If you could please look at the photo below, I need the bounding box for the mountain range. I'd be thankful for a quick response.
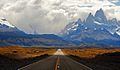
[0,18,73,47]
[1,8,120,47]
[60,8,120,47]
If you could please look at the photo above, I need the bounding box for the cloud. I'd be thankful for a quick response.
[0,0,120,34]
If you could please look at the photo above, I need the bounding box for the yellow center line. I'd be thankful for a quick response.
[55,56,60,70]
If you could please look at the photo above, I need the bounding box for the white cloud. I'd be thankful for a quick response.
[0,0,120,34]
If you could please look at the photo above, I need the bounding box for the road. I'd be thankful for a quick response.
[18,49,92,70]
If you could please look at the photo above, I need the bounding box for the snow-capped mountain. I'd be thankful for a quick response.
[0,18,25,35]
[0,18,73,47]
[61,8,120,47]
[0,18,14,28]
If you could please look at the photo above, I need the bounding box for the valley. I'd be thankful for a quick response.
[0,3,120,70]
[0,46,120,70]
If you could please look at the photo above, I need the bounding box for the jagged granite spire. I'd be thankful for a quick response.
[95,8,107,23]
[61,8,120,47]
[86,13,94,23]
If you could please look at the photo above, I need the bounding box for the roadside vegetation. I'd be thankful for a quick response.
[62,48,120,70]
[0,46,56,70]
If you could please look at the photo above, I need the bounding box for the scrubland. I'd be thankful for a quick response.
[0,46,56,70]
[62,48,120,70]
[62,48,120,58]
[0,46,56,59]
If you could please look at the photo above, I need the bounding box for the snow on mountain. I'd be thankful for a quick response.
[0,17,74,47]
[0,17,26,36]
[60,8,120,46]
[0,17,15,28]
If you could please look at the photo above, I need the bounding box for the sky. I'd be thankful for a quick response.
[0,0,120,34]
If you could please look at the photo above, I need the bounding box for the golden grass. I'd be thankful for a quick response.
[0,46,56,59]
[62,48,120,59]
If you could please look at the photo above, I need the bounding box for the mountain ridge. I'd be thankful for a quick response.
[60,8,120,47]
[1,8,120,47]
[0,18,74,47]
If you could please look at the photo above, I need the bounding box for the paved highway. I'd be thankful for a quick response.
[18,49,92,70]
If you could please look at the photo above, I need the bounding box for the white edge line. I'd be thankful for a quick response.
[18,56,54,70]
[67,56,93,70]
[18,49,92,70]
[61,49,92,70]
[18,50,60,70]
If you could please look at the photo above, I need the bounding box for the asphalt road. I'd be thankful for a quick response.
[18,49,92,70]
